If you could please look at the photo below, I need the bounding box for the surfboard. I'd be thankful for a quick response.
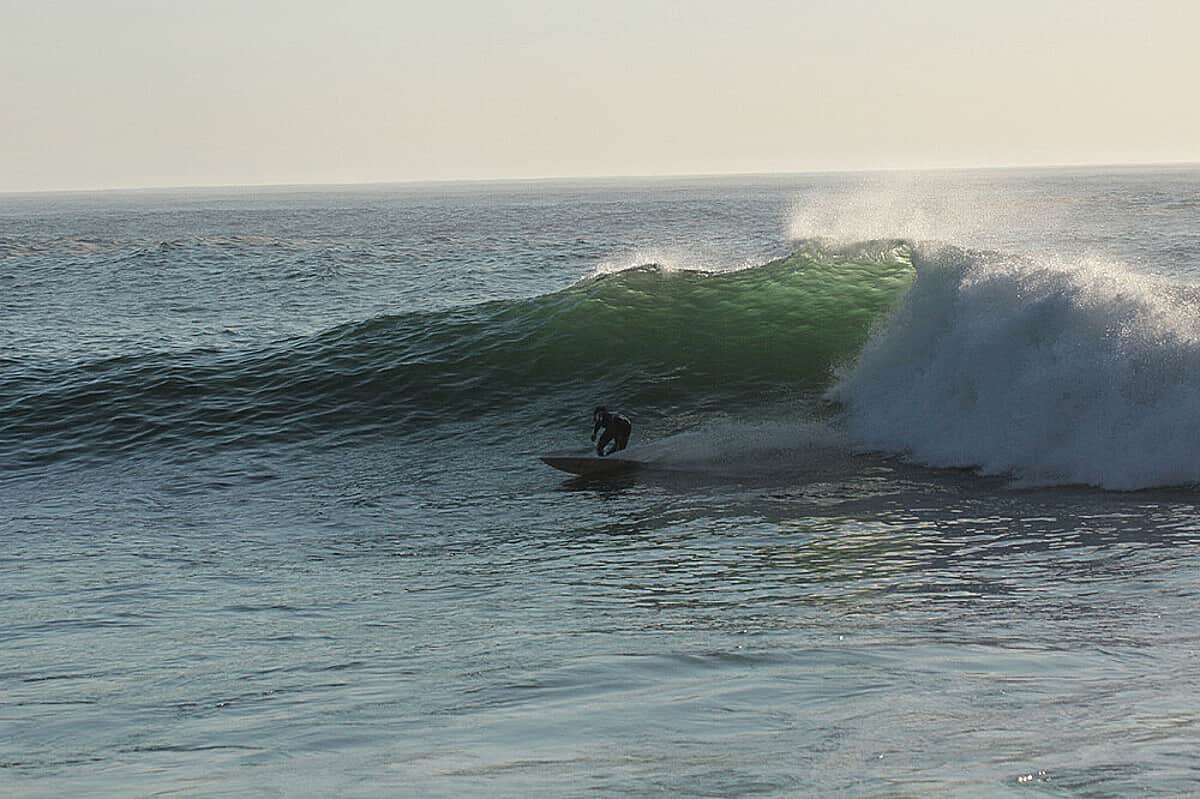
[540,455,644,477]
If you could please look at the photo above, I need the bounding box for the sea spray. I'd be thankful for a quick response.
[627,417,853,477]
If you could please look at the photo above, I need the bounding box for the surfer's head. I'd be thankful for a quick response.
[593,406,608,423]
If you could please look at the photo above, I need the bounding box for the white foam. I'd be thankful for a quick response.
[587,247,760,280]
[830,245,1200,489]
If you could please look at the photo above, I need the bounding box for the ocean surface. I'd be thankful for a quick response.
[4,167,1200,797]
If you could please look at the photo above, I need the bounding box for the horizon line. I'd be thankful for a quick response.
[3,158,1198,198]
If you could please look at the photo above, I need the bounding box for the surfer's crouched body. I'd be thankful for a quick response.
[592,406,632,456]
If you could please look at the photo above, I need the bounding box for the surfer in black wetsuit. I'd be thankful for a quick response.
[591,406,632,456]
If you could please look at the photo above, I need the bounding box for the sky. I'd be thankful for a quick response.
[2,0,1198,192]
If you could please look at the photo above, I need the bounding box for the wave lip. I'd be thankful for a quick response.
[830,244,1200,490]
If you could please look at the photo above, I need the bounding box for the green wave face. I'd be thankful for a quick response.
[0,242,915,467]
[381,241,916,421]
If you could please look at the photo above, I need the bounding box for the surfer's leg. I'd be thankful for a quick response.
[597,431,613,456]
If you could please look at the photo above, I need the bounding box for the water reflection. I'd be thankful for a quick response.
[507,466,1200,630]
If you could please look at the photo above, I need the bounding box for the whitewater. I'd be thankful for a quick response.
[4,167,1200,797]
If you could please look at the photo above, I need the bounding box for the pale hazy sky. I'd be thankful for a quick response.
[3,0,1198,192]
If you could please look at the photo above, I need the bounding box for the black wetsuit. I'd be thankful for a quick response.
[593,412,632,456]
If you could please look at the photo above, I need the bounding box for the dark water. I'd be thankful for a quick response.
[4,168,1200,797]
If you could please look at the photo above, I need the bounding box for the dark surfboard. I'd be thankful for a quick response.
[540,455,644,476]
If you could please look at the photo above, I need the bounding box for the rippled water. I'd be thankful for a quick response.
[5,168,1200,796]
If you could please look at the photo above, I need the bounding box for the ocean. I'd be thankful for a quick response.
[3,166,1200,796]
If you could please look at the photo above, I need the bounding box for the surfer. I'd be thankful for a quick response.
[591,406,632,456]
